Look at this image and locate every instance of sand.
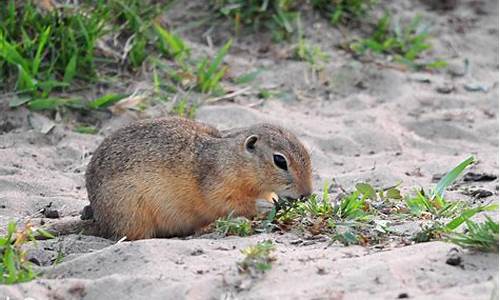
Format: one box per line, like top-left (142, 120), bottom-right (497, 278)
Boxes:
top-left (0, 0), bottom-right (498, 299)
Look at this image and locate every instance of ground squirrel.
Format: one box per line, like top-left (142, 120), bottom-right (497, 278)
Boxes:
top-left (85, 117), bottom-right (312, 240)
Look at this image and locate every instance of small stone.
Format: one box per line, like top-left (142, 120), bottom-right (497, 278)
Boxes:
top-left (463, 172), bottom-right (497, 182)
top-left (446, 248), bottom-right (462, 266)
top-left (470, 189), bottom-right (493, 198)
top-left (397, 292), bottom-right (409, 298)
top-left (43, 208), bottom-right (60, 219)
top-left (436, 83), bottom-right (455, 94)
top-left (190, 249), bottom-right (204, 256)
top-left (317, 267), bottom-right (328, 275)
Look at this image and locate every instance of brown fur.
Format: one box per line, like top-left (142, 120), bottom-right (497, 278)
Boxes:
top-left (85, 117), bottom-right (312, 240)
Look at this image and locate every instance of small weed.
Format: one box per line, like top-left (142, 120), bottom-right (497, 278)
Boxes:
top-left (88, 93), bottom-right (129, 110)
top-left (215, 215), bottom-right (252, 237)
top-left (295, 39), bottom-right (329, 71)
top-left (0, 1), bottom-right (108, 98)
top-left (405, 156), bottom-right (475, 219)
top-left (233, 69), bottom-right (262, 85)
top-left (238, 240), bottom-right (275, 275)
top-left (0, 222), bottom-right (54, 284)
top-left (447, 216), bottom-right (499, 252)
top-left (350, 14), bottom-right (446, 69)
top-left (312, 0), bottom-right (376, 25)
top-left (210, 0), bottom-right (298, 41)
top-left (195, 40), bottom-right (232, 94)
top-left (406, 156), bottom-right (498, 242)
top-left (74, 125), bottom-right (98, 135)
top-left (271, 156), bottom-right (497, 248)
top-left (172, 98), bottom-right (197, 119)
top-left (1, 0), bottom-right (172, 108)
top-left (294, 16), bottom-right (329, 71)
top-left (154, 24), bottom-right (190, 64)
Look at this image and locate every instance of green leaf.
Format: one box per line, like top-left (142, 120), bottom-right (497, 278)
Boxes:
top-left (434, 156), bottom-right (475, 199)
top-left (445, 204), bottom-right (498, 231)
top-left (32, 26), bottom-right (51, 76)
top-left (35, 228), bottom-right (55, 239)
top-left (154, 24), bottom-right (188, 61)
top-left (88, 93), bottom-right (128, 109)
top-left (234, 69), bottom-right (261, 85)
top-left (63, 54), bottom-right (77, 84)
top-left (355, 183), bottom-right (377, 200)
top-left (74, 125), bottom-right (98, 134)
top-left (385, 188), bottom-right (402, 200)
top-left (425, 60), bottom-right (448, 69)
top-left (17, 65), bottom-right (36, 92)
top-left (0, 33), bottom-right (30, 71)
top-left (7, 222), bottom-right (16, 235)
top-left (27, 98), bottom-right (67, 110)
top-left (206, 39), bottom-right (232, 79)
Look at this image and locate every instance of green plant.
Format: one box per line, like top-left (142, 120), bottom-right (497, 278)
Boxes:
top-left (294, 16), bottom-right (329, 71)
top-left (405, 156), bottom-right (474, 219)
top-left (211, 0), bottom-right (298, 40)
top-left (295, 39), bottom-right (329, 70)
top-left (312, 0), bottom-right (376, 25)
top-left (103, 0), bottom-right (174, 68)
top-left (405, 156), bottom-right (498, 242)
top-left (0, 222), bottom-right (54, 284)
top-left (0, 0), bottom-right (109, 99)
top-left (448, 216), bottom-right (499, 252)
top-left (172, 98), bottom-right (197, 119)
top-left (238, 240), bottom-right (275, 274)
top-left (215, 215), bottom-right (252, 236)
top-left (195, 40), bottom-right (232, 94)
top-left (1, 0), bottom-right (174, 108)
top-left (350, 13), bottom-right (446, 69)
top-left (74, 125), bottom-right (98, 134)
top-left (154, 24), bottom-right (190, 64)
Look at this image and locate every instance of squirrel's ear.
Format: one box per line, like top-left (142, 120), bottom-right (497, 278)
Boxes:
top-left (244, 135), bottom-right (258, 152)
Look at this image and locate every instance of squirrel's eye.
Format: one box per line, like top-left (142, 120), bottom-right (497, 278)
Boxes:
top-left (273, 154), bottom-right (288, 171)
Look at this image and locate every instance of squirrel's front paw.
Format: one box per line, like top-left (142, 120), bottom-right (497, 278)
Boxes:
top-left (255, 199), bottom-right (275, 216)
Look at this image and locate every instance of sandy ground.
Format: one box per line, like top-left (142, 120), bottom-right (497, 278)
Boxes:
top-left (0, 0), bottom-right (498, 299)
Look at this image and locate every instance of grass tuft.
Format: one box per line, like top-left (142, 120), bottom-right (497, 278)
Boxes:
top-left (0, 222), bottom-right (54, 284)
top-left (215, 215), bottom-right (252, 237)
top-left (312, 0), bottom-right (375, 25)
top-left (447, 216), bottom-right (499, 252)
top-left (238, 240), bottom-right (275, 275)
top-left (350, 13), bottom-right (447, 69)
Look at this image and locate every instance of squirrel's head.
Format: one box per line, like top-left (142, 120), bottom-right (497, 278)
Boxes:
top-left (238, 124), bottom-right (313, 201)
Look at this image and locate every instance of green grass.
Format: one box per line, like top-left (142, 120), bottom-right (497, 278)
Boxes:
top-left (154, 24), bottom-right (190, 64)
top-left (405, 156), bottom-right (479, 219)
top-left (172, 97), bottom-right (197, 119)
top-left (195, 39), bottom-right (232, 94)
top-left (0, 0), bottom-right (173, 106)
top-left (210, 0), bottom-right (298, 41)
top-left (448, 216), bottom-right (499, 252)
top-left (238, 240), bottom-right (275, 274)
top-left (312, 0), bottom-right (376, 25)
top-left (294, 16), bottom-right (329, 71)
top-left (0, 0), bottom-right (109, 98)
top-left (270, 156), bottom-right (497, 247)
top-left (215, 215), bottom-right (252, 237)
top-left (350, 13), bottom-right (447, 70)
top-left (0, 222), bottom-right (54, 284)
